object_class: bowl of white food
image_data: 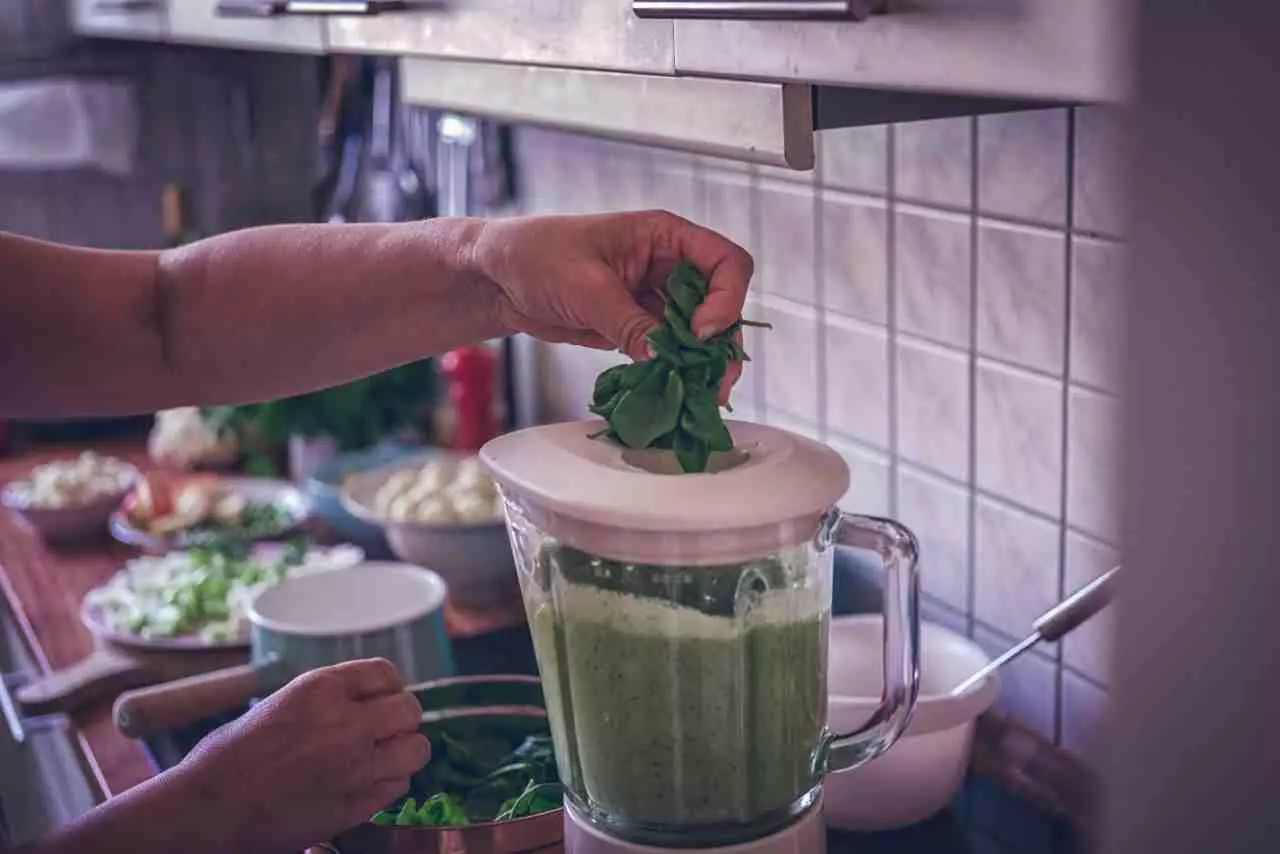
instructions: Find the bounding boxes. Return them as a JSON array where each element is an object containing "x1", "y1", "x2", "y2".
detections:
[
  {"x1": 2, "y1": 452, "x2": 138, "y2": 545},
  {"x1": 341, "y1": 453, "x2": 517, "y2": 606}
]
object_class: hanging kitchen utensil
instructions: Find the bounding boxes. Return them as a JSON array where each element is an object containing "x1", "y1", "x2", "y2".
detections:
[
  {"x1": 951, "y1": 565, "x2": 1121, "y2": 697},
  {"x1": 113, "y1": 562, "x2": 455, "y2": 739}
]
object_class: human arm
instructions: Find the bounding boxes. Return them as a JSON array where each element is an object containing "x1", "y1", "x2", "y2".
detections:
[
  {"x1": 0, "y1": 211, "x2": 752, "y2": 419},
  {"x1": 17, "y1": 659, "x2": 427, "y2": 854}
]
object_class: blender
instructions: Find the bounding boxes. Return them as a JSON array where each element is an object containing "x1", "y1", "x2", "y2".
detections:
[{"x1": 481, "y1": 420, "x2": 921, "y2": 853}]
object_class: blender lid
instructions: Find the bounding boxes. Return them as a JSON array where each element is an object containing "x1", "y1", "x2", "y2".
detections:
[{"x1": 480, "y1": 420, "x2": 849, "y2": 535}]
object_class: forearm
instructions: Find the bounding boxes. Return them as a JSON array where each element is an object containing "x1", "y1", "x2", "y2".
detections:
[
  {"x1": 19, "y1": 765, "x2": 249, "y2": 854},
  {"x1": 0, "y1": 220, "x2": 503, "y2": 419}
]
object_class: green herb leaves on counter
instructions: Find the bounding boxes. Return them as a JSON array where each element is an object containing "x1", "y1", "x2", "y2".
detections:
[{"x1": 589, "y1": 261, "x2": 770, "y2": 473}]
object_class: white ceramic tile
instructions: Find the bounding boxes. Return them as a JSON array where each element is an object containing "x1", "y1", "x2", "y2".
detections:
[
  {"x1": 1067, "y1": 387, "x2": 1121, "y2": 542},
  {"x1": 977, "y1": 221, "x2": 1068, "y2": 375},
  {"x1": 977, "y1": 109, "x2": 1069, "y2": 226},
  {"x1": 759, "y1": 297, "x2": 820, "y2": 424},
  {"x1": 827, "y1": 437, "x2": 892, "y2": 517},
  {"x1": 734, "y1": 292, "x2": 768, "y2": 414},
  {"x1": 1070, "y1": 237, "x2": 1125, "y2": 392},
  {"x1": 763, "y1": 410, "x2": 822, "y2": 443},
  {"x1": 1063, "y1": 532, "x2": 1119, "y2": 684},
  {"x1": 594, "y1": 149, "x2": 654, "y2": 215},
  {"x1": 758, "y1": 179, "x2": 818, "y2": 305},
  {"x1": 757, "y1": 159, "x2": 816, "y2": 186},
  {"x1": 649, "y1": 164, "x2": 701, "y2": 223},
  {"x1": 898, "y1": 465, "x2": 971, "y2": 611},
  {"x1": 974, "y1": 497, "x2": 1061, "y2": 639},
  {"x1": 894, "y1": 117, "x2": 972, "y2": 209},
  {"x1": 1061, "y1": 672, "x2": 1109, "y2": 760},
  {"x1": 821, "y1": 192, "x2": 889, "y2": 324},
  {"x1": 559, "y1": 134, "x2": 608, "y2": 214},
  {"x1": 824, "y1": 315, "x2": 889, "y2": 448},
  {"x1": 973, "y1": 624, "x2": 1058, "y2": 741},
  {"x1": 976, "y1": 360, "x2": 1064, "y2": 517},
  {"x1": 895, "y1": 207, "x2": 973, "y2": 349},
  {"x1": 700, "y1": 170, "x2": 755, "y2": 255},
  {"x1": 896, "y1": 337, "x2": 971, "y2": 480},
  {"x1": 921, "y1": 597, "x2": 970, "y2": 639},
  {"x1": 1074, "y1": 106, "x2": 1129, "y2": 238},
  {"x1": 819, "y1": 125, "x2": 889, "y2": 195}
]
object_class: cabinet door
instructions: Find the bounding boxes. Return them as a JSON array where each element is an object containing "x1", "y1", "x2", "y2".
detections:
[
  {"x1": 329, "y1": 0, "x2": 673, "y2": 76},
  {"x1": 400, "y1": 57, "x2": 813, "y2": 170},
  {"x1": 167, "y1": 0, "x2": 325, "y2": 54},
  {"x1": 68, "y1": 0, "x2": 166, "y2": 40},
  {"x1": 658, "y1": 0, "x2": 1130, "y2": 103}
]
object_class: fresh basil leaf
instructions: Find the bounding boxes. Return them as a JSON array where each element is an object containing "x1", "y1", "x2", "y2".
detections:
[{"x1": 674, "y1": 428, "x2": 711, "y2": 474}]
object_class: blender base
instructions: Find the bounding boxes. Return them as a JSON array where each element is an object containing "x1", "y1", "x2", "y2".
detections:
[{"x1": 563, "y1": 800, "x2": 826, "y2": 854}]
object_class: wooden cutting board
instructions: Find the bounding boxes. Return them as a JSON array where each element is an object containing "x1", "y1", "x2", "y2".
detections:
[{"x1": 15, "y1": 636, "x2": 247, "y2": 717}]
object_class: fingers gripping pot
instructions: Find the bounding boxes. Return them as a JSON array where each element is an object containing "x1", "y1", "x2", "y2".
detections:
[{"x1": 480, "y1": 421, "x2": 921, "y2": 849}]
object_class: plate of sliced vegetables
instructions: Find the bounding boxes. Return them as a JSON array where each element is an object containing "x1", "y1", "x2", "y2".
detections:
[
  {"x1": 110, "y1": 473, "x2": 309, "y2": 552},
  {"x1": 81, "y1": 542, "x2": 365, "y2": 650}
]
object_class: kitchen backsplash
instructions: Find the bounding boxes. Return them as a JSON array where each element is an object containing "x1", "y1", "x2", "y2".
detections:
[{"x1": 512, "y1": 108, "x2": 1125, "y2": 763}]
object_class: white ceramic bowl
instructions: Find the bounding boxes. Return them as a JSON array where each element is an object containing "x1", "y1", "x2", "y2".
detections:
[
  {"x1": 340, "y1": 456, "x2": 518, "y2": 607},
  {"x1": 823, "y1": 614, "x2": 999, "y2": 832},
  {"x1": 1, "y1": 462, "x2": 138, "y2": 545}
]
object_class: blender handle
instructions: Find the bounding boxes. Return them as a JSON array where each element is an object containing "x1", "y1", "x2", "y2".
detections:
[{"x1": 822, "y1": 512, "x2": 921, "y2": 774}]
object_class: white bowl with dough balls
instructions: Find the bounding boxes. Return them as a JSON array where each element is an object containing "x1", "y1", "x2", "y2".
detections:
[
  {"x1": 341, "y1": 453, "x2": 518, "y2": 606},
  {"x1": 823, "y1": 614, "x2": 1000, "y2": 832}
]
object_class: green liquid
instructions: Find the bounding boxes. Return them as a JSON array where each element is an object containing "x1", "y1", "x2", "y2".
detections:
[{"x1": 526, "y1": 550, "x2": 828, "y2": 836}]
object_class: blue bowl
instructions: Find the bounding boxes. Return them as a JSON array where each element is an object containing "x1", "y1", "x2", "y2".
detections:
[{"x1": 306, "y1": 441, "x2": 435, "y2": 558}]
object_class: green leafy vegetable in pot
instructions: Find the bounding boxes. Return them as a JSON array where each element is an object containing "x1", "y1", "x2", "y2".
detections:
[
  {"x1": 369, "y1": 730, "x2": 563, "y2": 828},
  {"x1": 588, "y1": 261, "x2": 770, "y2": 473}
]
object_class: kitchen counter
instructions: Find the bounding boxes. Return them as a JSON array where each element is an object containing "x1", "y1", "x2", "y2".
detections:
[
  {"x1": 2, "y1": 441, "x2": 1082, "y2": 854},
  {"x1": 0, "y1": 440, "x2": 530, "y2": 801}
]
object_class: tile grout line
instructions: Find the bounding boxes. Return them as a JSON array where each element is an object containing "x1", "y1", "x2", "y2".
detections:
[
  {"x1": 885, "y1": 124, "x2": 900, "y2": 517},
  {"x1": 814, "y1": 133, "x2": 830, "y2": 443},
  {"x1": 1053, "y1": 108, "x2": 1081, "y2": 748},
  {"x1": 965, "y1": 115, "x2": 981, "y2": 640}
]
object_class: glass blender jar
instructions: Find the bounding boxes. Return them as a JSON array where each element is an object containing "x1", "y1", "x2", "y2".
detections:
[{"x1": 481, "y1": 421, "x2": 920, "y2": 853}]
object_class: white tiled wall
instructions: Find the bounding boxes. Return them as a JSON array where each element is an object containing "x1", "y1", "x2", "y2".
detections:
[{"x1": 514, "y1": 107, "x2": 1125, "y2": 757}]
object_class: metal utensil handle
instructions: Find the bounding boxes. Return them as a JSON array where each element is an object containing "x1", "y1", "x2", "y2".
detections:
[
  {"x1": 1, "y1": 672, "x2": 25, "y2": 745},
  {"x1": 1033, "y1": 565, "x2": 1121, "y2": 642},
  {"x1": 633, "y1": 0, "x2": 879, "y2": 20},
  {"x1": 215, "y1": 0, "x2": 407, "y2": 17}
]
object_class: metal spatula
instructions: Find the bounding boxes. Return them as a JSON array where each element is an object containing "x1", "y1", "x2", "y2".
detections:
[{"x1": 951, "y1": 565, "x2": 1122, "y2": 696}]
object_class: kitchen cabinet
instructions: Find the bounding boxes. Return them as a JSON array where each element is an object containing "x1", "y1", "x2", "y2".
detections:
[
  {"x1": 400, "y1": 56, "x2": 813, "y2": 169},
  {"x1": 328, "y1": 1, "x2": 674, "y2": 76},
  {"x1": 68, "y1": 0, "x2": 167, "y2": 41},
  {"x1": 166, "y1": 1, "x2": 326, "y2": 55},
  {"x1": 645, "y1": 0, "x2": 1131, "y2": 104}
]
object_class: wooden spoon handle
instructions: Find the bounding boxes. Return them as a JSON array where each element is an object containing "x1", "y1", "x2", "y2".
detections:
[
  {"x1": 16, "y1": 650, "x2": 151, "y2": 716},
  {"x1": 113, "y1": 660, "x2": 281, "y2": 738}
]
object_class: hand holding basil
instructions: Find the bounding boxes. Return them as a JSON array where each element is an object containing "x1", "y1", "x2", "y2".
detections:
[{"x1": 589, "y1": 261, "x2": 770, "y2": 473}]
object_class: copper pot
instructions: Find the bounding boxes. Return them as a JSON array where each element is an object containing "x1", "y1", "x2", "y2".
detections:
[{"x1": 310, "y1": 675, "x2": 564, "y2": 854}]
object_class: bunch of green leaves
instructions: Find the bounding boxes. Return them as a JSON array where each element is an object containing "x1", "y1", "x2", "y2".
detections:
[
  {"x1": 369, "y1": 731, "x2": 561, "y2": 828},
  {"x1": 201, "y1": 359, "x2": 436, "y2": 475},
  {"x1": 589, "y1": 261, "x2": 769, "y2": 473},
  {"x1": 377, "y1": 794, "x2": 471, "y2": 828}
]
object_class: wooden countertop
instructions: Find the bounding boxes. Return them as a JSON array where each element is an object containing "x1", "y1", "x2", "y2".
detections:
[{"x1": 0, "y1": 440, "x2": 528, "y2": 801}]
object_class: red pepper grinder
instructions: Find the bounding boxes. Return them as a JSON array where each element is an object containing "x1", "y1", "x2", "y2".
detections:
[{"x1": 439, "y1": 346, "x2": 499, "y2": 452}]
